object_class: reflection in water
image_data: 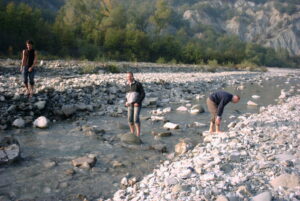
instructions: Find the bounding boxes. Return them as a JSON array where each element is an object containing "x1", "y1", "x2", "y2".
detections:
[{"x1": 0, "y1": 77, "x2": 299, "y2": 200}]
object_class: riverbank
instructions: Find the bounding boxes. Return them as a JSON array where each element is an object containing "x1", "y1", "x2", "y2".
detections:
[
  {"x1": 0, "y1": 59, "x2": 298, "y2": 130},
  {"x1": 110, "y1": 94, "x2": 300, "y2": 201},
  {"x1": 0, "y1": 60, "x2": 300, "y2": 200}
]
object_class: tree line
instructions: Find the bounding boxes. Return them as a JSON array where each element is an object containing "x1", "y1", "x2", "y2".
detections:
[{"x1": 0, "y1": 0, "x2": 299, "y2": 68}]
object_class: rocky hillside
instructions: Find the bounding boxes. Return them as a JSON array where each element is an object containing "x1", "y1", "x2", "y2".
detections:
[
  {"x1": 2, "y1": 0, "x2": 300, "y2": 57},
  {"x1": 182, "y1": 0, "x2": 300, "y2": 56}
]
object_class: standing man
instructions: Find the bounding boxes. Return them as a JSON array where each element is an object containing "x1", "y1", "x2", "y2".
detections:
[
  {"x1": 125, "y1": 72, "x2": 145, "y2": 137},
  {"x1": 207, "y1": 91, "x2": 240, "y2": 133},
  {"x1": 21, "y1": 40, "x2": 37, "y2": 98}
]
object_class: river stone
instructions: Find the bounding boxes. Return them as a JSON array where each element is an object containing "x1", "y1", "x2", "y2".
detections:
[
  {"x1": 0, "y1": 137, "x2": 20, "y2": 165},
  {"x1": 151, "y1": 116, "x2": 166, "y2": 121},
  {"x1": 270, "y1": 174, "x2": 300, "y2": 190},
  {"x1": 190, "y1": 109, "x2": 200, "y2": 114},
  {"x1": 61, "y1": 104, "x2": 77, "y2": 116},
  {"x1": 247, "y1": 100, "x2": 258, "y2": 106},
  {"x1": 112, "y1": 160, "x2": 124, "y2": 168},
  {"x1": 216, "y1": 195, "x2": 229, "y2": 201},
  {"x1": 251, "y1": 95, "x2": 260, "y2": 99},
  {"x1": 145, "y1": 97, "x2": 158, "y2": 106},
  {"x1": 120, "y1": 133, "x2": 142, "y2": 145},
  {"x1": 152, "y1": 131, "x2": 172, "y2": 137},
  {"x1": 149, "y1": 143, "x2": 167, "y2": 153},
  {"x1": 176, "y1": 106, "x2": 188, "y2": 112},
  {"x1": 165, "y1": 177, "x2": 179, "y2": 186},
  {"x1": 251, "y1": 191, "x2": 272, "y2": 201},
  {"x1": 163, "y1": 122, "x2": 179, "y2": 129},
  {"x1": 34, "y1": 101, "x2": 46, "y2": 110},
  {"x1": 33, "y1": 116, "x2": 49, "y2": 128},
  {"x1": 163, "y1": 107, "x2": 172, "y2": 113},
  {"x1": 72, "y1": 155, "x2": 97, "y2": 169},
  {"x1": 12, "y1": 118, "x2": 25, "y2": 128},
  {"x1": 7, "y1": 105, "x2": 16, "y2": 112},
  {"x1": 0, "y1": 96, "x2": 5, "y2": 101},
  {"x1": 175, "y1": 138, "x2": 194, "y2": 155},
  {"x1": 191, "y1": 105, "x2": 205, "y2": 113}
]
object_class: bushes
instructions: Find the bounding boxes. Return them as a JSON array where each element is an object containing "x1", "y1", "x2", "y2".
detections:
[{"x1": 80, "y1": 65, "x2": 98, "y2": 74}]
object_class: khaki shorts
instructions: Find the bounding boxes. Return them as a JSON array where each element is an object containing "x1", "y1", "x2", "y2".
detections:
[{"x1": 206, "y1": 97, "x2": 217, "y2": 124}]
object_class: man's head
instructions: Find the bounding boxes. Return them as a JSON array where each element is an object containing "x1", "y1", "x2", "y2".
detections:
[
  {"x1": 127, "y1": 72, "x2": 134, "y2": 83},
  {"x1": 232, "y1": 95, "x2": 240, "y2": 103},
  {"x1": 26, "y1": 40, "x2": 34, "y2": 50}
]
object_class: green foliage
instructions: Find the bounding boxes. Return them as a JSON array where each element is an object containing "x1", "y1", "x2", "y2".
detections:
[
  {"x1": 207, "y1": 59, "x2": 218, "y2": 67},
  {"x1": 156, "y1": 57, "x2": 166, "y2": 64},
  {"x1": 0, "y1": 0, "x2": 299, "y2": 69},
  {"x1": 106, "y1": 64, "x2": 120, "y2": 73},
  {"x1": 80, "y1": 64, "x2": 98, "y2": 74}
]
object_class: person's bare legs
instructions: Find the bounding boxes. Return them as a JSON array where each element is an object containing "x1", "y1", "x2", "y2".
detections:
[
  {"x1": 29, "y1": 84, "x2": 34, "y2": 97},
  {"x1": 216, "y1": 124, "x2": 221, "y2": 133},
  {"x1": 135, "y1": 123, "x2": 140, "y2": 137},
  {"x1": 24, "y1": 83, "x2": 30, "y2": 95},
  {"x1": 209, "y1": 122, "x2": 215, "y2": 133},
  {"x1": 129, "y1": 123, "x2": 135, "y2": 134}
]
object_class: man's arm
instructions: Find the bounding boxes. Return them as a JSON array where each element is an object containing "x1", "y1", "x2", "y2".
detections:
[
  {"x1": 21, "y1": 50, "x2": 26, "y2": 72},
  {"x1": 135, "y1": 82, "x2": 145, "y2": 105}
]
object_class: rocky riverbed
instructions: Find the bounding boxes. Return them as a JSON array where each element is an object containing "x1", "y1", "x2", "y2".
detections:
[
  {"x1": 0, "y1": 59, "x2": 300, "y2": 200},
  {"x1": 110, "y1": 95, "x2": 300, "y2": 201},
  {"x1": 0, "y1": 59, "x2": 297, "y2": 130}
]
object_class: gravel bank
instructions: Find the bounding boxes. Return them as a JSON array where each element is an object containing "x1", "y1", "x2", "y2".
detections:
[{"x1": 110, "y1": 94, "x2": 300, "y2": 201}]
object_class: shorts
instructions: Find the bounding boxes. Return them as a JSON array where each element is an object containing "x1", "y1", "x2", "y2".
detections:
[
  {"x1": 206, "y1": 97, "x2": 218, "y2": 124},
  {"x1": 127, "y1": 105, "x2": 141, "y2": 124},
  {"x1": 22, "y1": 66, "x2": 35, "y2": 85}
]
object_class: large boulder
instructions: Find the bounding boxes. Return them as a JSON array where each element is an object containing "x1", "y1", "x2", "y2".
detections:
[
  {"x1": 120, "y1": 133, "x2": 142, "y2": 145},
  {"x1": 33, "y1": 116, "x2": 49, "y2": 128},
  {"x1": 0, "y1": 137, "x2": 20, "y2": 165}
]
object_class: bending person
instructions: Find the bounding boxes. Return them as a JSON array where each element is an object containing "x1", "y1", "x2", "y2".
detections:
[
  {"x1": 207, "y1": 91, "x2": 240, "y2": 133},
  {"x1": 125, "y1": 72, "x2": 145, "y2": 137}
]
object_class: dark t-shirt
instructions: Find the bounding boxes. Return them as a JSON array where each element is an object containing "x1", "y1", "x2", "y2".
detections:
[
  {"x1": 25, "y1": 49, "x2": 35, "y2": 67},
  {"x1": 209, "y1": 91, "x2": 233, "y2": 117}
]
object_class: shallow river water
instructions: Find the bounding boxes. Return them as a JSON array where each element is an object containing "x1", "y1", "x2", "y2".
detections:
[{"x1": 0, "y1": 76, "x2": 299, "y2": 201}]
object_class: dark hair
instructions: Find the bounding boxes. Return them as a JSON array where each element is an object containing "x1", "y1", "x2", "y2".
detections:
[
  {"x1": 26, "y1": 40, "x2": 34, "y2": 45},
  {"x1": 127, "y1": 72, "x2": 133, "y2": 76}
]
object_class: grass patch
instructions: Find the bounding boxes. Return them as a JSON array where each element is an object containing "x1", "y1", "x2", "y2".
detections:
[
  {"x1": 106, "y1": 64, "x2": 120, "y2": 73},
  {"x1": 80, "y1": 65, "x2": 98, "y2": 74}
]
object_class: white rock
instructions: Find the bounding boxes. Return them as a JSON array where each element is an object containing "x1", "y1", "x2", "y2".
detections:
[
  {"x1": 192, "y1": 122, "x2": 206, "y2": 128},
  {"x1": 247, "y1": 100, "x2": 258, "y2": 106},
  {"x1": 162, "y1": 107, "x2": 172, "y2": 113},
  {"x1": 163, "y1": 122, "x2": 179, "y2": 129},
  {"x1": 33, "y1": 116, "x2": 49, "y2": 128},
  {"x1": 34, "y1": 101, "x2": 46, "y2": 110},
  {"x1": 176, "y1": 106, "x2": 188, "y2": 112},
  {"x1": 190, "y1": 109, "x2": 200, "y2": 114},
  {"x1": 251, "y1": 191, "x2": 272, "y2": 201},
  {"x1": 251, "y1": 95, "x2": 260, "y2": 99},
  {"x1": 201, "y1": 173, "x2": 215, "y2": 181},
  {"x1": 12, "y1": 118, "x2": 25, "y2": 128},
  {"x1": 151, "y1": 116, "x2": 166, "y2": 121}
]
